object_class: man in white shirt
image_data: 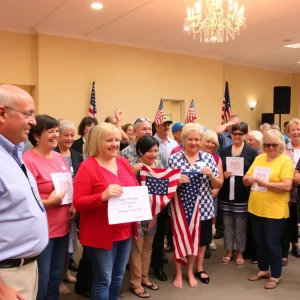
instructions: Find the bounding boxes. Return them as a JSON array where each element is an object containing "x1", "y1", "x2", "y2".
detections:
[{"x1": 153, "y1": 118, "x2": 178, "y2": 163}]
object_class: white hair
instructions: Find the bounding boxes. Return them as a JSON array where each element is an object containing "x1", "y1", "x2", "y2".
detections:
[
  {"x1": 182, "y1": 123, "x2": 204, "y2": 141},
  {"x1": 248, "y1": 130, "x2": 263, "y2": 146},
  {"x1": 58, "y1": 120, "x2": 76, "y2": 134}
]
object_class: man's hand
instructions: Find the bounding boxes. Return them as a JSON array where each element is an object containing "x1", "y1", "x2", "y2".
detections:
[{"x1": 114, "y1": 108, "x2": 123, "y2": 122}]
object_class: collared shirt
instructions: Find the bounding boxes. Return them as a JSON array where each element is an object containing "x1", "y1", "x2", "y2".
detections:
[
  {"x1": 0, "y1": 134, "x2": 48, "y2": 261},
  {"x1": 153, "y1": 134, "x2": 178, "y2": 163},
  {"x1": 168, "y1": 150, "x2": 219, "y2": 220},
  {"x1": 218, "y1": 131, "x2": 232, "y2": 154},
  {"x1": 120, "y1": 143, "x2": 167, "y2": 167}
]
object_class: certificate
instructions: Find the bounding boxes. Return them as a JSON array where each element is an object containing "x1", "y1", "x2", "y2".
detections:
[
  {"x1": 226, "y1": 157, "x2": 244, "y2": 176},
  {"x1": 50, "y1": 172, "x2": 73, "y2": 205},
  {"x1": 108, "y1": 186, "x2": 152, "y2": 225},
  {"x1": 251, "y1": 167, "x2": 271, "y2": 192}
]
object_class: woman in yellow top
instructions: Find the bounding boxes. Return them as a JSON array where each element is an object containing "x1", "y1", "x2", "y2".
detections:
[{"x1": 243, "y1": 129, "x2": 294, "y2": 290}]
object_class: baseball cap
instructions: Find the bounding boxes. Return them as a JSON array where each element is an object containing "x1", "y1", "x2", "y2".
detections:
[{"x1": 172, "y1": 122, "x2": 184, "y2": 133}]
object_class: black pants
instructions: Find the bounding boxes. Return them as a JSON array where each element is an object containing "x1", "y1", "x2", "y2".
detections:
[
  {"x1": 251, "y1": 213, "x2": 285, "y2": 278},
  {"x1": 151, "y1": 205, "x2": 169, "y2": 270},
  {"x1": 75, "y1": 247, "x2": 93, "y2": 294},
  {"x1": 166, "y1": 219, "x2": 173, "y2": 247},
  {"x1": 282, "y1": 202, "x2": 299, "y2": 258},
  {"x1": 244, "y1": 213, "x2": 257, "y2": 260},
  {"x1": 215, "y1": 197, "x2": 223, "y2": 234}
]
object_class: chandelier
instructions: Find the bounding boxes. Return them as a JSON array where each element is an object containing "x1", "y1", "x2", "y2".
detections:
[{"x1": 184, "y1": 0, "x2": 246, "y2": 43}]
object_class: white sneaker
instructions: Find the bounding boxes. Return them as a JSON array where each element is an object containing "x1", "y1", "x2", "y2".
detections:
[{"x1": 209, "y1": 242, "x2": 217, "y2": 250}]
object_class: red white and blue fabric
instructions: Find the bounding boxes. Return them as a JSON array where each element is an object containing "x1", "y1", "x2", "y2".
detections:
[
  {"x1": 170, "y1": 172, "x2": 202, "y2": 265},
  {"x1": 139, "y1": 165, "x2": 181, "y2": 216},
  {"x1": 88, "y1": 81, "x2": 97, "y2": 120},
  {"x1": 185, "y1": 99, "x2": 197, "y2": 124},
  {"x1": 154, "y1": 99, "x2": 164, "y2": 125},
  {"x1": 221, "y1": 81, "x2": 231, "y2": 124}
]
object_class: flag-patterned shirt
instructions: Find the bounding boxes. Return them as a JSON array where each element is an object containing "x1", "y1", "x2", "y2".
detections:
[{"x1": 168, "y1": 150, "x2": 219, "y2": 220}]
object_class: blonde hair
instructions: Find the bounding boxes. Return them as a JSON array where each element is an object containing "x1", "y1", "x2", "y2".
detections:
[
  {"x1": 182, "y1": 123, "x2": 204, "y2": 141},
  {"x1": 262, "y1": 129, "x2": 285, "y2": 153},
  {"x1": 84, "y1": 122, "x2": 121, "y2": 157},
  {"x1": 287, "y1": 118, "x2": 300, "y2": 133},
  {"x1": 201, "y1": 130, "x2": 219, "y2": 152}
]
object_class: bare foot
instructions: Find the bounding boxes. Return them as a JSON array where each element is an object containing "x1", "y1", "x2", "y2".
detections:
[
  {"x1": 173, "y1": 275, "x2": 183, "y2": 288},
  {"x1": 188, "y1": 274, "x2": 198, "y2": 287}
]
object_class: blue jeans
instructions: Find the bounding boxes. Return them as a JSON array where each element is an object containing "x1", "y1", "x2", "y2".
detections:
[
  {"x1": 250, "y1": 214, "x2": 285, "y2": 278},
  {"x1": 85, "y1": 238, "x2": 132, "y2": 300},
  {"x1": 37, "y1": 234, "x2": 69, "y2": 300}
]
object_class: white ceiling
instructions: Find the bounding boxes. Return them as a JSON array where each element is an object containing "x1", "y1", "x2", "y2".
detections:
[{"x1": 1, "y1": 0, "x2": 300, "y2": 72}]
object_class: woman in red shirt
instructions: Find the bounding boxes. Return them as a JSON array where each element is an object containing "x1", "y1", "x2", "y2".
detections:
[{"x1": 73, "y1": 122, "x2": 139, "y2": 300}]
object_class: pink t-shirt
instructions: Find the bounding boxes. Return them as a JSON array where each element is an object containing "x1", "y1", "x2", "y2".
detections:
[{"x1": 23, "y1": 150, "x2": 71, "y2": 238}]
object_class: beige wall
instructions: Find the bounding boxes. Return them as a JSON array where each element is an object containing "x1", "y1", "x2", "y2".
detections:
[{"x1": 0, "y1": 30, "x2": 299, "y2": 131}]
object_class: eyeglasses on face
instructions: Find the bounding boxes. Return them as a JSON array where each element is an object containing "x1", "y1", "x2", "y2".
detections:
[
  {"x1": 133, "y1": 117, "x2": 151, "y2": 126},
  {"x1": 232, "y1": 132, "x2": 244, "y2": 137},
  {"x1": 263, "y1": 143, "x2": 279, "y2": 149},
  {"x1": 4, "y1": 106, "x2": 35, "y2": 119}
]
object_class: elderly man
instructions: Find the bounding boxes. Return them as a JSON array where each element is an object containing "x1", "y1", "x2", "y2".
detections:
[
  {"x1": 172, "y1": 122, "x2": 184, "y2": 145},
  {"x1": 120, "y1": 117, "x2": 168, "y2": 281},
  {"x1": 154, "y1": 118, "x2": 178, "y2": 163},
  {"x1": 260, "y1": 123, "x2": 271, "y2": 134},
  {"x1": 0, "y1": 85, "x2": 48, "y2": 299},
  {"x1": 246, "y1": 130, "x2": 263, "y2": 154}
]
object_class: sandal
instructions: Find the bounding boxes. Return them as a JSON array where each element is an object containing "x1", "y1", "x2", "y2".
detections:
[
  {"x1": 248, "y1": 272, "x2": 271, "y2": 281},
  {"x1": 142, "y1": 282, "x2": 159, "y2": 291},
  {"x1": 236, "y1": 258, "x2": 245, "y2": 267},
  {"x1": 222, "y1": 256, "x2": 232, "y2": 264},
  {"x1": 265, "y1": 279, "x2": 281, "y2": 289},
  {"x1": 131, "y1": 288, "x2": 150, "y2": 298}
]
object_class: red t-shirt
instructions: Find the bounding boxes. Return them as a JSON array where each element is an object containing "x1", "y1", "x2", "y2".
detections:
[{"x1": 23, "y1": 150, "x2": 71, "y2": 238}]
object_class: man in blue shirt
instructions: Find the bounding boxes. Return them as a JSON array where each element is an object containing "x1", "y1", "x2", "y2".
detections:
[{"x1": 0, "y1": 85, "x2": 48, "y2": 299}]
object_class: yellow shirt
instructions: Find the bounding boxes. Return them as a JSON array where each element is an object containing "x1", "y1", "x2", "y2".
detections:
[{"x1": 247, "y1": 153, "x2": 294, "y2": 219}]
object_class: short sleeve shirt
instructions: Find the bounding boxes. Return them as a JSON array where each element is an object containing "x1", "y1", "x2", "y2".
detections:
[{"x1": 168, "y1": 150, "x2": 219, "y2": 220}]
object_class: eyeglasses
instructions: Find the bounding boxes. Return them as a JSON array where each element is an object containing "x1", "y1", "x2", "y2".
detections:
[
  {"x1": 5, "y1": 106, "x2": 35, "y2": 119},
  {"x1": 133, "y1": 117, "x2": 151, "y2": 126},
  {"x1": 232, "y1": 132, "x2": 244, "y2": 137},
  {"x1": 263, "y1": 143, "x2": 279, "y2": 149}
]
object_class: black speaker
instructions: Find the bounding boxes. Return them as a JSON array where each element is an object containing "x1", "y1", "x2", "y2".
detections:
[
  {"x1": 273, "y1": 86, "x2": 291, "y2": 114},
  {"x1": 261, "y1": 113, "x2": 274, "y2": 125}
]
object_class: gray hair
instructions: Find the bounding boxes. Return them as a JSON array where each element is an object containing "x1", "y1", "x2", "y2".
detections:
[
  {"x1": 248, "y1": 130, "x2": 263, "y2": 146},
  {"x1": 0, "y1": 85, "x2": 15, "y2": 106},
  {"x1": 58, "y1": 120, "x2": 76, "y2": 134},
  {"x1": 260, "y1": 123, "x2": 271, "y2": 131}
]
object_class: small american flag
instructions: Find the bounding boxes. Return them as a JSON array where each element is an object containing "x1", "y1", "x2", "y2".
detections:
[
  {"x1": 139, "y1": 165, "x2": 181, "y2": 216},
  {"x1": 154, "y1": 99, "x2": 164, "y2": 125},
  {"x1": 88, "y1": 81, "x2": 97, "y2": 120},
  {"x1": 185, "y1": 99, "x2": 197, "y2": 124},
  {"x1": 170, "y1": 172, "x2": 202, "y2": 265},
  {"x1": 221, "y1": 81, "x2": 231, "y2": 124}
]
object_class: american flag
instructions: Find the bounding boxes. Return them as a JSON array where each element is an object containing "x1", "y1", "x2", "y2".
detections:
[
  {"x1": 154, "y1": 99, "x2": 164, "y2": 125},
  {"x1": 185, "y1": 99, "x2": 197, "y2": 124},
  {"x1": 88, "y1": 81, "x2": 97, "y2": 120},
  {"x1": 139, "y1": 165, "x2": 181, "y2": 216},
  {"x1": 170, "y1": 172, "x2": 202, "y2": 265},
  {"x1": 221, "y1": 81, "x2": 231, "y2": 124}
]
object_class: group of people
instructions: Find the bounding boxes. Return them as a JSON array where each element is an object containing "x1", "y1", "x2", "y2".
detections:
[{"x1": 0, "y1": 84, "x2": 299, "y2": 300}]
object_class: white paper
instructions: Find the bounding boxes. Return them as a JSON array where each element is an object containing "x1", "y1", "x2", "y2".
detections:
[
  {"x1": 226, "y1": 157, "x2": 244, "y2": 176},
  {"x1": 50, "y1": 172, "x2": 73, "y2": 205},
  {"x1": 251, "y1": 167, "x2": 271, "y2": 192},
  {"x1": 108, "y1": 186, "x2": 152, "y2": 225}
]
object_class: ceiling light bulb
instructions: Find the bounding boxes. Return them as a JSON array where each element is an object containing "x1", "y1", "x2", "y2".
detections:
[{"x1": 91, "y1": 2, "x2": 103, "y2": 10}]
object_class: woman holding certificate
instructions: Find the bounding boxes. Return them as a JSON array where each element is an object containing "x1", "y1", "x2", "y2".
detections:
[
  {"x1": 243, "y1": 129, "x2": 294, "y2": 289},
  {"x1": 73, "y1": 122, "x2": 139, "y2": 300},
  {"x1": 220, "y1": 122, "x2": 257, "y2": 267},
  {"x1": 23, "y1": 115, "x2": 72, "y2": 300}
]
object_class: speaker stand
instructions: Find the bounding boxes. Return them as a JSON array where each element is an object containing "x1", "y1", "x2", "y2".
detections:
[{"x1": 278, "y1": 114, "x2": 282, "y2": 131}]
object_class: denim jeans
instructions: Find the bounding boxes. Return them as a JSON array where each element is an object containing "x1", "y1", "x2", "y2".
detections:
[
  {"x1": 36, "y1": 234, "x2": 69, "y2": 300},
  {"x1": 85, "y1": 238, "x2": 132, "y2": 300},
  {"x1": 250, "y1": 214, "x2": 285, "y2": 278}
]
